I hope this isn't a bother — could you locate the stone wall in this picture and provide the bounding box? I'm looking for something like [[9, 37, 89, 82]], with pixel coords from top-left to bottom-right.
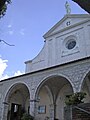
[[72, 103, 90, 120], [64, 103, 90, 120]]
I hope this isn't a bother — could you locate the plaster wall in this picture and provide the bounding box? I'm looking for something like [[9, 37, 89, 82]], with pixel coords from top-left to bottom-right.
[[25, 15, 90, 73]]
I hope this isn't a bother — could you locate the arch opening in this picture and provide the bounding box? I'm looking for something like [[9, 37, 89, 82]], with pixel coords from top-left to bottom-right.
[[3, 83, 30, 120], [35, 75, 73, 120]]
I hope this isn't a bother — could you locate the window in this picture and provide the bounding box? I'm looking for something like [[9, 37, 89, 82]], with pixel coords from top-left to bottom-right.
[[61, 35, 79, 57], [66, 40, 76, 50], [38, 105, 46, 114]]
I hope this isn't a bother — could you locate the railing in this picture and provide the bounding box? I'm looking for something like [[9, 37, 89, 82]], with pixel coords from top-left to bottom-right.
[[74, 105, 90, 115]]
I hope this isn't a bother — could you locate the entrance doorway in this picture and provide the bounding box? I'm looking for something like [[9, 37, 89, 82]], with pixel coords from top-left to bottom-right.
[[10, 103, 22, 120], [4, 83, 30, 120]]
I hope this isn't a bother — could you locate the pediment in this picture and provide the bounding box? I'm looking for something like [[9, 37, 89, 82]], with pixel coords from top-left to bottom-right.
[[43, 14, 90, 39]]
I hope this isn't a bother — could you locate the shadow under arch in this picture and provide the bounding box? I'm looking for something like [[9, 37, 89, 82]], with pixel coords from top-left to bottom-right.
[[3, 82, 30, 120], [4, 82, 30, 103], [34, 74, 74, 120], [35, 74, 74, 97]]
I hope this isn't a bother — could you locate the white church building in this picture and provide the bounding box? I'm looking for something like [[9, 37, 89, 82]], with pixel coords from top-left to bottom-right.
[[0, 7, 90, 120]]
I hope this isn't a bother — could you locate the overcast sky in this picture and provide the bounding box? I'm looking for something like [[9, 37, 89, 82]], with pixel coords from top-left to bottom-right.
[[0, 0, 87, 80]]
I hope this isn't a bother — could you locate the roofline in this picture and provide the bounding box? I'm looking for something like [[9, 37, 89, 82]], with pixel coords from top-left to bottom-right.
[[1, 56, 90, 83], [25, 60, 32, 64], [44, 19, 90, 39], [43, 14, 90, 39]]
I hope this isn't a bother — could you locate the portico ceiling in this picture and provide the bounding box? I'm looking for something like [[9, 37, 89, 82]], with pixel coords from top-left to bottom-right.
[[40, 76, 72, 101]]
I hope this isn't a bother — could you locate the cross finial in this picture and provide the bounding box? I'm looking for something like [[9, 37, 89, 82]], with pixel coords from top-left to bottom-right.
[[65, 1, 71, 14]]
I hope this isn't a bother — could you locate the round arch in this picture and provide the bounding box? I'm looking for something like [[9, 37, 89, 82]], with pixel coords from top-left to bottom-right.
[[35, 74, 74, 97], [2, 82, 30, 120], [34, 74, 74, 120], [4, 82, 30, 103]]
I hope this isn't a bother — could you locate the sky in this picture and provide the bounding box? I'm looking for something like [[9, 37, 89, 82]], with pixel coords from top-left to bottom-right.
[[0, 0, 87, 80]]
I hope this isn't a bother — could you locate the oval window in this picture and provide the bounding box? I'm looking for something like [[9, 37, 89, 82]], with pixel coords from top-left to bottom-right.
[[66, 40, 76, 50]]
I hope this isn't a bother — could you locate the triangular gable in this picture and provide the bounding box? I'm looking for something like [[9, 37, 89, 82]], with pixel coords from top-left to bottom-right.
[[43, 14, 90, 39]]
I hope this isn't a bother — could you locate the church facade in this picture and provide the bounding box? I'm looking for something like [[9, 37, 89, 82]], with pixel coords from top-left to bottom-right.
[[0, 14, 90, 120]]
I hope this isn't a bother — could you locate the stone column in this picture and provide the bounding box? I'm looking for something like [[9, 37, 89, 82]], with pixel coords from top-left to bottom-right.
[[64, 106, 72, 120], [2, 102, 9, 120], [0, 106, 3, 120], [49, 104, 54, 120], [30, 99, 36, 117]]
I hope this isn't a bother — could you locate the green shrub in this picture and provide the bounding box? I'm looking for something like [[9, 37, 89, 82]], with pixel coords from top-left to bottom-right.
[[65, 92, 86, 105], [21, 113, 34, 120]]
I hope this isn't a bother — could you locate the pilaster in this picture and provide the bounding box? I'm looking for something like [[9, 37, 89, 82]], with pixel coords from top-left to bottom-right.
[[2, 103, 9, 120]]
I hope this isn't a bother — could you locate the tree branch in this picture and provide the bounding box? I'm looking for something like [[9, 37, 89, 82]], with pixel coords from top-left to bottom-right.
[[0, 0, 11, 18], [0, 39, 15, 46]]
